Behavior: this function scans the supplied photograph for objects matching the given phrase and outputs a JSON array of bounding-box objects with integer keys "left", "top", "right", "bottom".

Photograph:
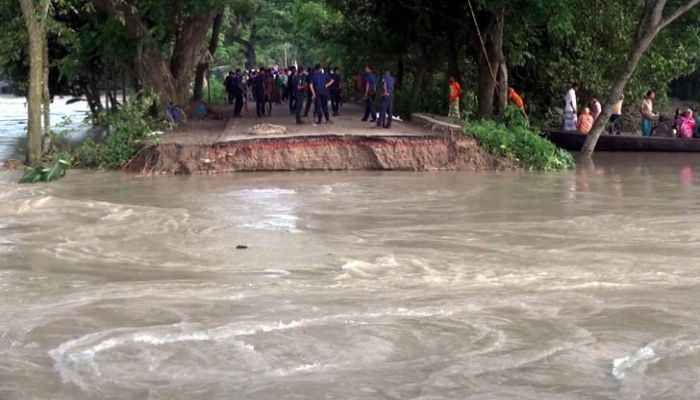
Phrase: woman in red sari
[{"left": 448, "top": 76, "right": 461, "bottom": 119}]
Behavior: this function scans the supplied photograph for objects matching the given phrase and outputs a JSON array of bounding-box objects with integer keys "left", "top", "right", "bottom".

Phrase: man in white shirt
[
  {"left": 640, "top": 90, "right": 657, "bottom": 137},
  {"left": 591, "top": 95, "right": 602, "bottom": 120},
  {"left": 564, "top": 82, "right": 580, "bottom": 131}
]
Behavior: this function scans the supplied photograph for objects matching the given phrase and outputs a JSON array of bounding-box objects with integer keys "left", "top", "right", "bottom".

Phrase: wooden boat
[{"left": 544, "top": 130, "right": 700, "bottom": 152}]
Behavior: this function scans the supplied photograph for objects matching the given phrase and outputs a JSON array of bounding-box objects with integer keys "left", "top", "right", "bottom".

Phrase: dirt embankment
[{"left": 123, "top": 134, "right": 511, "bottom": 175}]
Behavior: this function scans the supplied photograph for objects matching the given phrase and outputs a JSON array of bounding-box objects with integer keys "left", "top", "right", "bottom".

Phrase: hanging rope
[{"left": 467, "top": 0, "right": 498, "bottom": 84}]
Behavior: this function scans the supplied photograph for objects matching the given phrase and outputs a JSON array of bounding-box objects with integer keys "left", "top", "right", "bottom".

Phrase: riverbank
[{"left": 123, "top": 104, "right": 512, "bottom": 174}]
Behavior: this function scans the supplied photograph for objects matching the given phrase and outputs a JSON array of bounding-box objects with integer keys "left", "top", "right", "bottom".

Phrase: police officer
[
  {"left": 310, "top": 64, "right": 334, "bottom": 124},
  {"left": 374, "top": 67, "right": 395, "bottom": 129},
  {"left": 303, "top": 66, "right": 315, "bottom": 118},
  {"left": 361, "top": 65, "right": 377, "bottom": 122},
  {"left": 294, "top": 67, "right": 308, "bottom": 124},
  {"left": 224, "top": 71, "right": 235, "bottom": 104},
  {"left": 330, "top": 67, "right": 342, "bottom": 116},
  {"left": 287, "top": 66, "right": 297, "bottom": 115},
  {"left": 254, "top": 68, "right": 266, "bottom": 118},
  {"left": 232, "top": 69, "right": 244, "bottom": 118}
]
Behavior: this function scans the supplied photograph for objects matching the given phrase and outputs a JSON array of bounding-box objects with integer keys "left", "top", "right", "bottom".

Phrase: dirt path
[{"left": 165, "top": 103, "right": 431, "bottom": 145}]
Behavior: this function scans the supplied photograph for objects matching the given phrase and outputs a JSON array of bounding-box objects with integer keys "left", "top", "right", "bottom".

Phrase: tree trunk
[
  {"left": 193, "top": 12, "right": 223, "bottom": 100},
  {"left": 244, "top": 45, "right": 257, "bottom": 70},
  {"left": 445, "top": 30, "right": 462, "bottom": 85},
  {"left": 19, "top": 0, "right": 45, "bottom": 164},
  {"left": 497, "top": 61, "right": 508, "bottom": 117},
  {"left": 476, "top": 53, "right": 498, "bottom": 119},
  {"left": 396, "top": 56, "right": 405, "bottom": 90},
  {"left": 474, "top": 25, "right": 500, "bottom": 120},
  {"left": 411, "top": 64, "right": 428, "bottom": 111},
  {"left": 471, "top": 7, "right": 505, "bottom": 120},
  {"left": 42, "top": 36, "right": 50, "bottom": 135},
  {"left": 92, "top": 0, "right": 217, "bottom": 106},
  {"left": 495, "top": 9, "right": 508, "bottom": 117}
]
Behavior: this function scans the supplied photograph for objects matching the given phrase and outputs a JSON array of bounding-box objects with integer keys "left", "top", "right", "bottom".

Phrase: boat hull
[{"left": 544, "top": 130, "right": 700, "bottom": 152}]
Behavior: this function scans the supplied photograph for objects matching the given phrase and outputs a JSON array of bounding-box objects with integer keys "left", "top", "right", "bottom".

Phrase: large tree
[
  {"left": 91, "top": 0, "right": 221, "bottom": 106},
  {"left": 581, "top": 0, "right": 700, "bottom": 156},
  {"left": 19, "top": 0, "right": 49, "bottom": 164}
]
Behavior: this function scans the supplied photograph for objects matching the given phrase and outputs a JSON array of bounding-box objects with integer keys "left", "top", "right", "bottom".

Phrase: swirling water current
[{"left": 1, "top": 121, "right": 700, "bottom": 398}]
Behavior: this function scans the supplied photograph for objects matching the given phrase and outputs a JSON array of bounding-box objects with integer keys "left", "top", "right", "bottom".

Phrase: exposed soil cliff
[{"left": 123, "top": 134, "right": 510, "bottom": 174}]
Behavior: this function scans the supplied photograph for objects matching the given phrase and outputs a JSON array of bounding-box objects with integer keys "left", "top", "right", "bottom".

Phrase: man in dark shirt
[
  {"left": 254, "top": 69, "right": 266, "bottom": 118},
  {"left": 310, "top": 64, "right": 334, "bottom": 124},
  {"left": 232, "top": 69, "right": 244, "bottom": 118},
  {"left": 287, "top": 66, "right": 297, "bottom": 115},
  {"left": 374, "top": 68, "right": 395, "bottom": 129},
  {"left": 294, "top": 67, "right": 308, "bottom": 124},
  {"left": 303, "top": 66, "right": 315, "bottom": 117},
  {"left": 224, "top": 71, "right": 235, "bottom": 104},
  {"left": 362, "top": 65, "right": 377, "bottom": 122},
  {"left": 330, "top": 67, "right": 342, "bottom": 116}
]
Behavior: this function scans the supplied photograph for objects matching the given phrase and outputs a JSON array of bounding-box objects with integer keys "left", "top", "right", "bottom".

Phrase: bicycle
[
  {"left": 606, "top": 116, "right": 623, "bottom": 135},
  {"left": 650, "top": 115, "right": 675, "bottom": 137}
]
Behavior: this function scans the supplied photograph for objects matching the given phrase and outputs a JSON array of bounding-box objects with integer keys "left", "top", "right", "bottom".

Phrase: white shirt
[
  {"left": 592, "top": 100, "right": 602, "bottom": 119},
  {"left": 641, "top": 98, "right": 653, "bottom": 119},
  {"left": 564, "top": 88, "right": 577, "bottom": 113}
]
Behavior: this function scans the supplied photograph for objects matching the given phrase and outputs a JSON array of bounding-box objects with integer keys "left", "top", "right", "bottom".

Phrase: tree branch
[
  {"left": 233, "top": 36, "right": 251, "bottom": 49},
  {"left": 658, "top": 0, "right": 700, "bottom": 30}
]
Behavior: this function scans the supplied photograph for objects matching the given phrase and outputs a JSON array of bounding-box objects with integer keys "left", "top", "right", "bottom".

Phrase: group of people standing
[
  {"left": 564, "top": 82, "right": 623, "bottom": 135},
  {"left": 223, "top": 68, "right": 291, "bottom": 119},
  {"left": 564, "top": 83, "right": 700, "bottom": 138},
  {"left": 222, "top": 64, "right": 396, "bottom": 129}
]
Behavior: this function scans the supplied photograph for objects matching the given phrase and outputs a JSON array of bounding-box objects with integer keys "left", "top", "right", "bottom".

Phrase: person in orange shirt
[
  {"left": 508, "top": 87, "right": 528, "bottom": 119},
  {"left": 448, "top": 76, "right": 461, "bottom": 119},
  {"left": 577, "top": 107, "right": 594, "bottom": 134}
]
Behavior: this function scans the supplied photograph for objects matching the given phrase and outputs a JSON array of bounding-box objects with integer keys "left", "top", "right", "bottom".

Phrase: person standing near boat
[
  {"left": 591, "top": 95, "right": 602, "bottom": 120},
  {"left": 577, "top": 107, "right": 594, "bottom": 134},
  {"left": 640, "top": 90, "right": 657, "bottom": 137},
  {"left": 609, "top": 94, "right": 623, "bottom": 135},
  {"left": 564, "top": 82, "right": 580, "bottom": 131},
  {"left": 678, "top": 109, "right": 696, "bottom": 139}
]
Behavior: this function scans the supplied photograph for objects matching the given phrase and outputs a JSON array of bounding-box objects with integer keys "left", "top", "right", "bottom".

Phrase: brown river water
[{"left": 2, "top": 147, "right": 700, "bottom": 397}]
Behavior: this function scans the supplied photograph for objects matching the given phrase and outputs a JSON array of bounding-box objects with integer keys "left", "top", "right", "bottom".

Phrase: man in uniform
[
  {"left": 294, "top": 67, "right": 308, "bottom": 124},
  {"left": 374, "top": 68, "right": 394, "bottom": 129},
  {"left": 303, "top": 66, "right": 315, "bottom": 118},
  {"left": 330, "top": 67, "right": 342, "bottom": 116},
  {"left": 254, "top": 68, "right": 266, "bottom": 118},
  {"left": 287, "top": 66, "right": 297, "bottom": 115},
  {"left": 362, "top": 65, "right": 377, "bottom": 122},
  {"left": 232, "top": 69, "right": 244, "bottom": 118},
  {"left": 224, "top": 71, "right": 235, "bottom": 104},
  {"left": 310, "top": 63, "right": 334, "bottom": 124}
]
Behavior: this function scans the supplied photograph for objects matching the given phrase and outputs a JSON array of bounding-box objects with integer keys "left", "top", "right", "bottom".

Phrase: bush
[
  {"left": 71, "top": 94, "right": 162, "bottom": 170},
  {"left": 207, "top": 74, "right": 228, "bottom": 106},
  {"left": 463, "top": 115, "right": 575, "bottom": 171}
]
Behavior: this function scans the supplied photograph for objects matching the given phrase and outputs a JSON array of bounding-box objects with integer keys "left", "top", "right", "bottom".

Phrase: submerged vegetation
[
  {"left": 18, "top": 158, "right": 69, "bottom": 183},
  {"left": 463, "top": 106, "right": 576, "bottom": 171},
  {"left": 71, "top": 95, "right": 162, "bottom": 170}
]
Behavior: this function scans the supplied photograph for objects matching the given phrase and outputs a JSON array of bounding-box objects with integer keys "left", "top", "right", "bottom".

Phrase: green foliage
[
  {"left": 463, "top": 118, "right": 576, "bottom": 171},
  {"left": 502, "top": 104, "right": 529, "bottom": 129},
  {"left": 207, "top": 74, "right": 227, "bottom": 106},
  {"left": 19, "top": 158, "right": 69, "bottom": 183},
  {"left": 71, "top": 94, "right": 162, "bottom": 170}
]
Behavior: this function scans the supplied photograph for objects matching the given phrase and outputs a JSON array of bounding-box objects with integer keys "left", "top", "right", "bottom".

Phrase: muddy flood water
[{"left": 2, "top": 135, "right": 700, "bottom": 397}]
